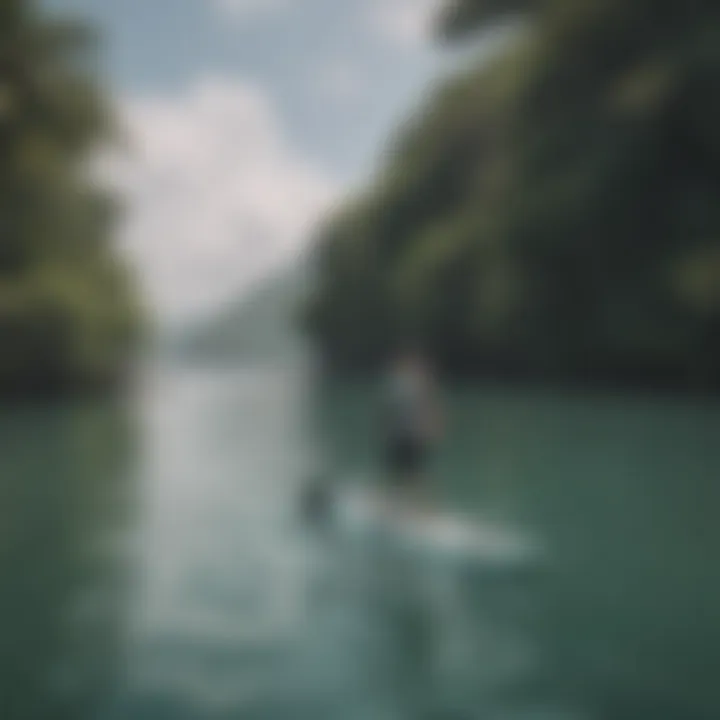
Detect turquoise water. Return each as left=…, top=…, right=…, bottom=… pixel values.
left=1, top=363, right=719, bottom=719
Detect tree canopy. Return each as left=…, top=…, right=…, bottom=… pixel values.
left=305, top=0, right=720, bottom=390
left=0, top=0, right=140, bottom=397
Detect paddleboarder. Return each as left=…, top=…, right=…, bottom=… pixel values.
left=381, top=348, right=443, bottom=510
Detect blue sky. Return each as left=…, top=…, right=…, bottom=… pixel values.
left=47, top=0, right=465, bottom=323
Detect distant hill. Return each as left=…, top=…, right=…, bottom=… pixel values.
left=170, top=268, right=309, bottom=365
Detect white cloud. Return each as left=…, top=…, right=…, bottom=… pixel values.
left=369, top=0, right=443, bottom=48
left=102, top=78, right=336, bottom=324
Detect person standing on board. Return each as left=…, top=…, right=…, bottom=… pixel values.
left=381, top=348, right=443, bottom=512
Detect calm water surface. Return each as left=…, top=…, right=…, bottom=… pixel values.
left=1, top=361, right=719, bottom=720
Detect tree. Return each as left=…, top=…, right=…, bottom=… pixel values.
left=306, top=0, right=720, bottom=390
left=0, top=0, right=140, bottom=397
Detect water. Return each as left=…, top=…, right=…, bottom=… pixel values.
left=1, top=362, right=719, bottom=720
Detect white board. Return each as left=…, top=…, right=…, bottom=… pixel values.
left=331, top=484, right=541, bottom=570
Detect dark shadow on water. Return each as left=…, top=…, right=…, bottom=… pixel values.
left=0, top=398, right=138, bottom=720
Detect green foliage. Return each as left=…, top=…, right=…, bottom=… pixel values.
left=306, top=0, right=720, bottom=389
left=0, top=0, right=140, bottom=397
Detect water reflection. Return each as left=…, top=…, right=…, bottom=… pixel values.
left=0, top=400, right=136, bottom=720
left=3, top=370, right=718, bottom=720
left=516, top=394, right=720, bottom=720
left=313, top=381, right=720, bottom=720
left=309, top=381, right=561, bottom=720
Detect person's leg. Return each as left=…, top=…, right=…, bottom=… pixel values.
left=384, top=437, right=435, bottom=518
left=399, top=440, right=433, bottom=517
left=382, top=437, right=405, bottom=517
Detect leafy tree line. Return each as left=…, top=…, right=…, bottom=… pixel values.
left=0, top=0, right=140, bottom=397
left=305, top=0, right=720, bottom=390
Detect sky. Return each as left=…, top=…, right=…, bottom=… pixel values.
left=47, top=0, right=468, bottom=325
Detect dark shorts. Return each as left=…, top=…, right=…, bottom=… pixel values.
left=385, top=434, right=429, bottom=482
